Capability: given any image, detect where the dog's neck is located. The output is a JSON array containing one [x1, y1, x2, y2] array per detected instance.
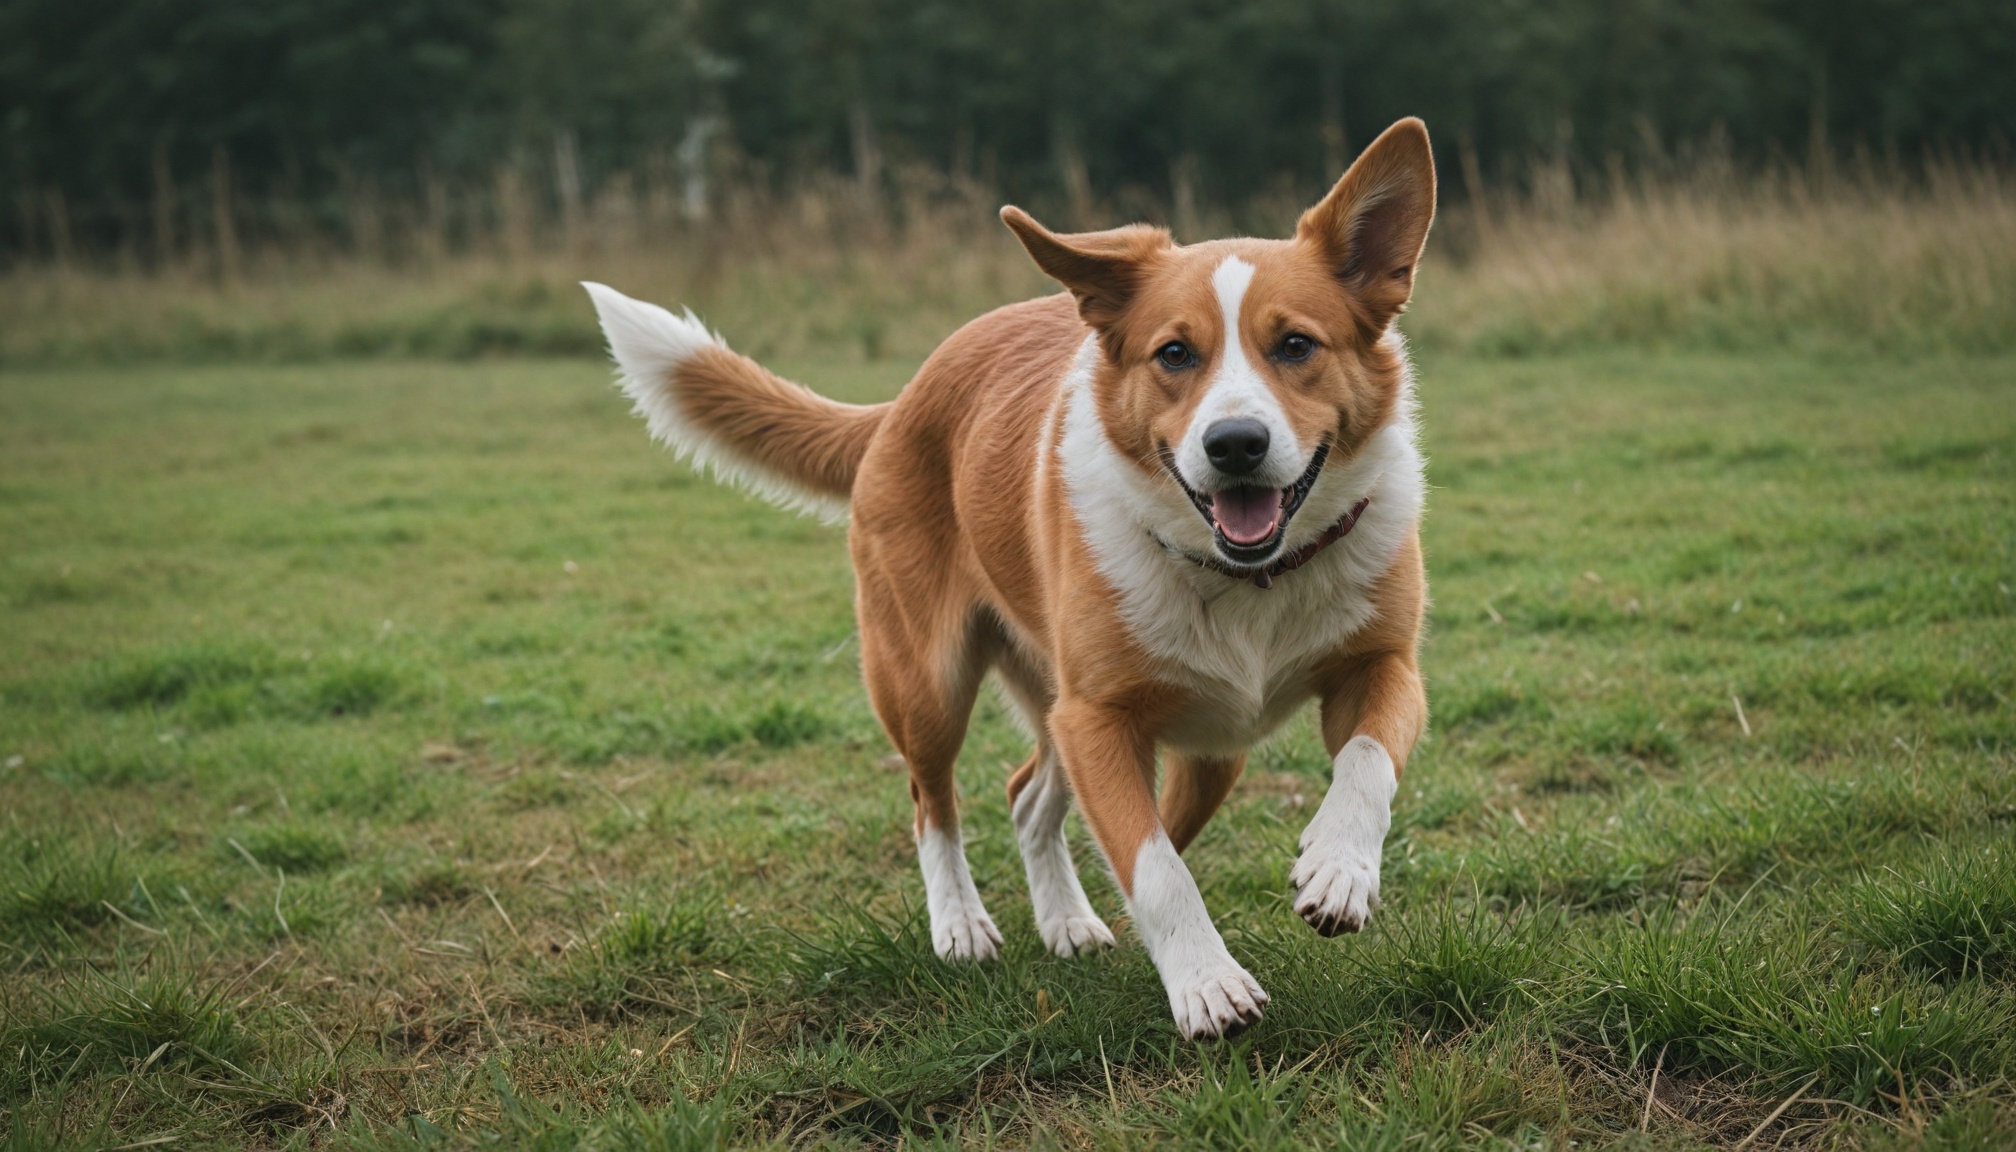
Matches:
[[1165, 496, 1372, 590]]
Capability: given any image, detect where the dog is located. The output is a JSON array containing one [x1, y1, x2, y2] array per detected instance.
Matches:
[[584, 118, 1435, 1040]]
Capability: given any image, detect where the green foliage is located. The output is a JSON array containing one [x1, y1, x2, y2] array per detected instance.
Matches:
[[1849, 846, 2016, 981], [224, 823, 349, 874], [1159, 1051, 1308, 1152], [498, 769, 581, 811], [1580, 907, 2010, 1104], [1862, 1097, 2016, 1152], [0, 351, 2010, 1146], [307, 661, 406, 717], [0, 968, 248, 1100], [1433, 679, 1550, 732], [7, 0, 2016, 260], [0, 838, 129, 942], [1337, 1042, 1559, 1149], [534, 700, 835, 764], [35, 739, 178, 787], [82, 643, 411, 725], [744, 701, 829, 750], [83, 643, 267, 710], [484, 1070, 732, 1152], [1345, 899, 1545, 1031], [541, 900, 731, 1017], [376, 856, 478, 907], [1571, 701, 1682, 766]]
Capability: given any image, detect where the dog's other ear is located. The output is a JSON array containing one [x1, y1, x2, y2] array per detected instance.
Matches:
[[1000, 206, 1171, 331], [1296, 117, 1437, 334]]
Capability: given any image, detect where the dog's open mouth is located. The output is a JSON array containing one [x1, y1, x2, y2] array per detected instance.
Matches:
[[1160, 442, 1331, 564]]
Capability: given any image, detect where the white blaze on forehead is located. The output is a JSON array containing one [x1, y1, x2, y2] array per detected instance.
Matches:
[[1213, 256, 1256, 329], [1175, 256, 1302, 488]]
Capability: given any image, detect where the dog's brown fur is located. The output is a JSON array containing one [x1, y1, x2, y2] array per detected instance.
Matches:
[[591, 118, 1438, 1037]]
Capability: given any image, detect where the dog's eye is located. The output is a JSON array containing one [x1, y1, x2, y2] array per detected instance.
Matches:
[[1279, 334, 1316, 362], [1156, 342, 1196, 370]]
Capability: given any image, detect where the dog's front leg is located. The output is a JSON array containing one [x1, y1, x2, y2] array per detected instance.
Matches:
[[1051, 697, 1267, 1039], [1291, 650, 1425, 936]]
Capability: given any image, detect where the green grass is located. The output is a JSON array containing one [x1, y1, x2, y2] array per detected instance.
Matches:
[[0, 347, 2011, 1148]]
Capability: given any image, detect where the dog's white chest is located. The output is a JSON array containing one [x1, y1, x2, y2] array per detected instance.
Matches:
[[1138, 558, 1380, 755]]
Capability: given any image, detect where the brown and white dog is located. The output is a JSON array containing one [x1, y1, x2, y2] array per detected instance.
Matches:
[[585, 118, 1435, 1040]]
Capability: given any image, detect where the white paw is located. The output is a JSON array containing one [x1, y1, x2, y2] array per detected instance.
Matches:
[[1037, 913, 1115, 958], [1289, 848, 1381, 936], [1292, 735, 1396, 937], [1167, 961, 1269, 1040], [918, 823, 1001, 962], [931, 906, 1003, 962]]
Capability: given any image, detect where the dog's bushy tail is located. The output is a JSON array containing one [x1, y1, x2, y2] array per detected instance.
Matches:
[[584, 282, 889, 522]]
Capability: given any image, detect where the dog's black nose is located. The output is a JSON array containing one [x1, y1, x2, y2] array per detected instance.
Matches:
[[1203, 418, 1270, 476]]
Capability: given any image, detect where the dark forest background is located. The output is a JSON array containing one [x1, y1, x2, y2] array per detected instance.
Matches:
[[4, 0, 2014, 264]]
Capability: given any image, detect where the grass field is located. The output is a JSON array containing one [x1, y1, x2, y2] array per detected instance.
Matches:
[[2, 342, 2013, 1149]]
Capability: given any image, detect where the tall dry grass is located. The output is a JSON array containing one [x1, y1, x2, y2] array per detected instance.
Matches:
[[2, 157, 2010, 367], [1419, 155, 2016, 356]]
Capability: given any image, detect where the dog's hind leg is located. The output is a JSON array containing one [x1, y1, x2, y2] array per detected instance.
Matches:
[[1160, 753, 1246, 854], [996, 640, 1113, 957], [861, 608, 1001, 962], [1007, 745, 1115, 956]]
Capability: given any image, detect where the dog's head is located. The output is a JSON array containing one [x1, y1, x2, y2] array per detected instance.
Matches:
[[1004, 118, 1435, 570]]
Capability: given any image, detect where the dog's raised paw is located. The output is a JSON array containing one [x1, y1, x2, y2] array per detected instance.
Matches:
[[1038, 914, 1115, 958], [1167, 964, 1269, 1040], [932, 909, 1004, 962], [1289, 850, 1380, 937]]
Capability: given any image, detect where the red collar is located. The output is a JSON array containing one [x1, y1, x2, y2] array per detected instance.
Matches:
[[1181, 497, 1371, 590]]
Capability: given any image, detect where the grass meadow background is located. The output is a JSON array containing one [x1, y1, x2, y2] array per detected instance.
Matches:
[[2, 175, 2015, 1150]]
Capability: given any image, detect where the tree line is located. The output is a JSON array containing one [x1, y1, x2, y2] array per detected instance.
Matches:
[[4, 0, 2012, 264]]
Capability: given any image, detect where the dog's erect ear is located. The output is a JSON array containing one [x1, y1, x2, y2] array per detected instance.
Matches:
[[1000, 206, 1171, 331], [1296, 117, 1437, 334]]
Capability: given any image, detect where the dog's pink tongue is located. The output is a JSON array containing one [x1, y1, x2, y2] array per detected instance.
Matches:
[[1210, 488, 1282, 546]]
